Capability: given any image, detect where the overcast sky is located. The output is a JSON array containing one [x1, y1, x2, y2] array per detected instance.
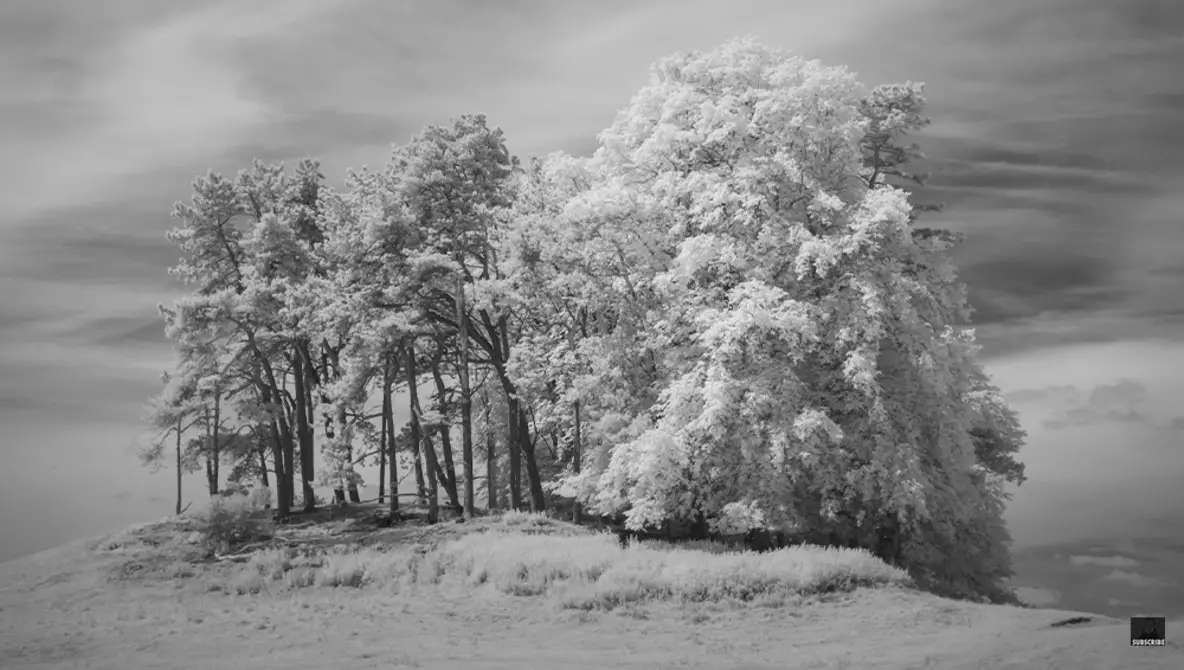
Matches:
[[2, 0, 1182, 563]]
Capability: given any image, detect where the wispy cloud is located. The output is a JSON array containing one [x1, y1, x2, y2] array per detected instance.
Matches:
[[1101, 570, 1177, 589], [1069, 555, 1140, 569]]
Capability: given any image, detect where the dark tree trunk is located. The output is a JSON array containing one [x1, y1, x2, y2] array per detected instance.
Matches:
[[433, 427, 461, 506], [204, 407, 218, 495], [175, 415, 183, 516], [424, 432, 459, 507], [482, 392, 496, 511], [506, 393, 522, 510], [212, 391, 221, 492], [341, 400, 361, 504], [498, 319, 523, 510], [429, 358, 460, 500], [267, 418, 290, 518], [293, 348, 316, 512], [412, 433, 427, 503], [258, 357, 295, 512], [572, 399, 582, 524], [515, 407, 546, 511], [383, 352, 399, 513], [256, 431, 270, 509], [456, 274, 475, 520], [407, 341, 438, 523], [378, 393, 387, 505]]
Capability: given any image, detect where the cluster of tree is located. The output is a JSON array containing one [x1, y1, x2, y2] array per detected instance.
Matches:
[[140, 37, 1027, 603]]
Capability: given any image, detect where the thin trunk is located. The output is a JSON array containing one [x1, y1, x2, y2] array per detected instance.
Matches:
[[429, 359, 460, 502], [293, 350, 316, 512], [257, 355, 295, 512], [175, 415, 183, 516], [516, 408, 546, 511], [433, 428, 461, 506], [499, 318, 522, 510], [407, 341, 438, 523], [572, 399, 582, 524], [412, 433, 427, 502], [339, 402, 361, 503], [424, 431, 456, 507], [211, 391, 221, 493], [330, 347, 361, 505], [507, 393, 522, 510], [205, 407, 217, 495], [256, 432, 271, 510], [302, 344, 318, 511], [482, 391, 496, 511], [383, 352, 399, 513], [267, 418, 290, 518], [457, 272, 475, 520], [378, 393, 387, 505]]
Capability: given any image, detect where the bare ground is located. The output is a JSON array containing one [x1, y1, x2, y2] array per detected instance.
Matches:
[[1, 507, 1180, 670]]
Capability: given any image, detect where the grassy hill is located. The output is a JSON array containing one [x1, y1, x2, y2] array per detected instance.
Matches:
[[1, 502, 1179, 669]]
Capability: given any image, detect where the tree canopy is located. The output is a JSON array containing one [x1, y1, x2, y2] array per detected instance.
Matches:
[[144, 36, 1026, 603]]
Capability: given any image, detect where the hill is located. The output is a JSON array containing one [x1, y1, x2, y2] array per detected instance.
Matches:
[[0, 505, 1179, 669]]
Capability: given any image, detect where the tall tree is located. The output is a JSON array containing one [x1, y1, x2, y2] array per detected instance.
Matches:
[[552, 37, 1026, 603]]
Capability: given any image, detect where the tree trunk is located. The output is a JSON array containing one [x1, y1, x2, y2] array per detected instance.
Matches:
[[293, 349, 316, 512], [204, 407, 217, 495], [378, 392, 387, 505], [329, 347, 362, 505], [211, 391, 221, 493], [499, 319, 523, 510], [258, 356, 295, 512], [507, 393, 522, 510], [424, 432, 458, 507], [175, 415, 183, 516], [383, 352, 399, 513], [572, 399, 582, 524], [429, 359, 460, 501], [457, 273, 475, 520], [412, 432, 427, 503], [482, 391, 496, 511], [342, 401, 361, 504], [407, 341, 438, 523], [267, 418, 290, 518], [515, 407, 546, 511], [256, 432, 271, 510], [431, 427, 461, 506]]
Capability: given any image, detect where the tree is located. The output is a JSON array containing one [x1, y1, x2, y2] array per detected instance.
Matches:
[[142, 370, 205, 515], [552, 36, 1026, 602]]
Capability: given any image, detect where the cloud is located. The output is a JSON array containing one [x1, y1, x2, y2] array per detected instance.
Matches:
[[1101, 570, 1175, 589], [111, 490, 133, 502], [1003, 386, 1078, 405], [0, 1, 334, 225], [1041, 380, 1151, 430], [1068, 554, 1140, 568]]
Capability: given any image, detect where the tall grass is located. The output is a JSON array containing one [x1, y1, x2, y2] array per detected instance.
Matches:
[[211, 514, 912, 609]]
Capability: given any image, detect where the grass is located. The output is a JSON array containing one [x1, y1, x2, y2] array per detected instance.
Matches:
[[188, 507, 910, 609], [1, 507, 1179, 669]]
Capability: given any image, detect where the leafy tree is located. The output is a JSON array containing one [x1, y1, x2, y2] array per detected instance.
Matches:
[[553, 36, 1026, 602]]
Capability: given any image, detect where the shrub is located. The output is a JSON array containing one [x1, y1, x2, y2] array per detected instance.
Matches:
[[201, 493, 273, 553]]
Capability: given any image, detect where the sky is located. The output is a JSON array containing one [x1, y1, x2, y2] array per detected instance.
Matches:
[[2, 0, 1182, 606]]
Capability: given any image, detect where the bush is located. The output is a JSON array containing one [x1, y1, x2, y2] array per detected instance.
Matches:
[[201, 492, 273, 553]]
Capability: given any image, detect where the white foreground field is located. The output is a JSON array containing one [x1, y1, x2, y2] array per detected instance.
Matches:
[[1, 509, 1179, 670]]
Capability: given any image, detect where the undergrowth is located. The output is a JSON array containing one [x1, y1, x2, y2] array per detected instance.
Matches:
[[197, 512, 911, 609]]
